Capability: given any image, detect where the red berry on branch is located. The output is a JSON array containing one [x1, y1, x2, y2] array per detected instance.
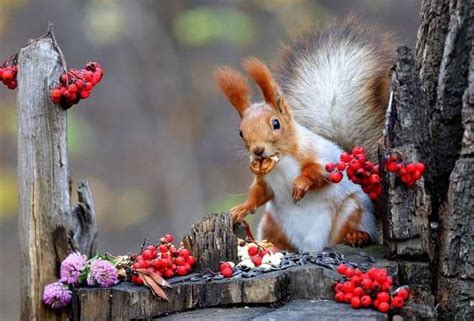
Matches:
[[336, 161, 346, 171], [396, 288, 410, 300], [329, 171, 343, 183], [377, 292, 390, 303], [251, 255, 262, 267], [353, 287, 364, 297], [176, 266, 188, 276], [351, 296, 361, 308], [221, 267, 233, 278], [7, 80, 17, 90], [335, 292, 345, 303], [186, 256, 196, 266], [2, 70, 13, 82], [248, 246, 259, 257], [325, 162, 335, 172], [337, 264, 348, 275], [174, 257, 185, 266], [163, 269, 174, 278], [179, 248, 191, 258], [131, 275, 144, 285], [220, 262, 231, 271], [378, 302, 390, 313], [340, 152, 351, 162], [415, 162, 425, 173], [164, 234, 174, 243], [391, 296, 404, 308], [343, 281, 355, 293], [361, 295, 372, 307]]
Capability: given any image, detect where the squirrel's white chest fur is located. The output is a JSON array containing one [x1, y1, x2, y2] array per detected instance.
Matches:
[[260, 125, 376, 252]]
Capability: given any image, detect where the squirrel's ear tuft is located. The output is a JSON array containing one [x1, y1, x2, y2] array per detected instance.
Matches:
[[243, 57, 288, 114], [215, 67, 251, 117]]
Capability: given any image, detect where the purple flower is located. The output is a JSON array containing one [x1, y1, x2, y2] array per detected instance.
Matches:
[[43, 281, 72, 309], [60, 252, 87, 284], [87, 259, 118, 288]]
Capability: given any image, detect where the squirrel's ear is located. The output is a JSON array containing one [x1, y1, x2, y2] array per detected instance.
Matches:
[[243, 57, 289, 114], [215, 67, 251, 117]]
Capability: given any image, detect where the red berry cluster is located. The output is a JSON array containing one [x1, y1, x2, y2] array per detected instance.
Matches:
[[219, 262, 235, 278], [385, 153, 425, 188], [50, 62, 103, 109], [130, 234, 197, 285], [334, 264, 409, 313], [247, 244, 270, 267], [0, 55, 18, 90], [326, 147, 382, 200], [219, 245, 271, 278]]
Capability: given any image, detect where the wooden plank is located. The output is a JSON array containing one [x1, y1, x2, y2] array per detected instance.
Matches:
[[75, 263, 341, 320], [17, 25, 73, 321]]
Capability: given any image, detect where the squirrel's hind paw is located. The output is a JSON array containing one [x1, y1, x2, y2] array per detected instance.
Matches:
[[342, 231, 371, 247]]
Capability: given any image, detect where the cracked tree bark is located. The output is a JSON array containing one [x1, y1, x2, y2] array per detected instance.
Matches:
[[17, 27, 72, 321], [17, 26, 98, 320], [382, 0, 473, 319]]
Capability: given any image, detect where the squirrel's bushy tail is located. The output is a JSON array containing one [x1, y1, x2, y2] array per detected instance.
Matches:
[[275, 17, 396, 161]]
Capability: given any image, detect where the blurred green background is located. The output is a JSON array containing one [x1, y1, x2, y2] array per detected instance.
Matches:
[[0, 0, 419, 319]]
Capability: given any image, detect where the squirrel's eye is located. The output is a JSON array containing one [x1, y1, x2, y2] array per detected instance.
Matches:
[[272, 119, 281, 130], [239, 130, 243, 138]]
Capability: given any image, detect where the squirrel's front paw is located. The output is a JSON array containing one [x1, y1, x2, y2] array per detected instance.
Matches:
[[230, 203, 254, 223], [292, 176, 312, 203]]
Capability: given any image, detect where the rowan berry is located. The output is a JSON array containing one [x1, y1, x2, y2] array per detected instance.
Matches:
[[361, 295, 372, 307], [221, 267, 233, 278], [378, 302, 390, 313], [351, 296, 361, 308]]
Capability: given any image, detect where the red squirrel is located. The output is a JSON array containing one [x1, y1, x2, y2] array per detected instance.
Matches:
[[215, 18, 395, 252]]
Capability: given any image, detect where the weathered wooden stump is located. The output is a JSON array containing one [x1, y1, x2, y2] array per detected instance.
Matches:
[[71, 244, 402, 320], [182, 213, 245, 272]]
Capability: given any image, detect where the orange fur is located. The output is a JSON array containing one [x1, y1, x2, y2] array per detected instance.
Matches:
[[292, 161, 329, 202], [230, 176, 272, 223], [215, 67, 251, 117], [243, 57, 277, 107], [329, 193, 371, 246], [259, 212, 296, 251]]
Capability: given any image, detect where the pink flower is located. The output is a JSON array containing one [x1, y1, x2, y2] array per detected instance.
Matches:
[[87, 259, 118, 288], [43, 281, 72, 309], [60, 252, 87, 284]]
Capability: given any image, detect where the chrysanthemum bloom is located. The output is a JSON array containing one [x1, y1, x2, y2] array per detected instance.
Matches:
[[43, 281, 72, 309], [60, 252, 87, 284], [87, 259, 118, 288]]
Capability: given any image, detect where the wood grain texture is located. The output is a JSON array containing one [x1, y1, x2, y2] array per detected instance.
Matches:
[[72, 180, 98, 258], [182, 213, 244, 272], [379, 46, 433, 261], [435, 8, 474, 318], [17, 27, 72, 321], [73, 264, 340, 320]]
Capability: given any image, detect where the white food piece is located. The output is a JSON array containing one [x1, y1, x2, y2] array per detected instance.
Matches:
[[260, 264, 272, 271], [262, 254, 272, 265], [270, 255, 282, 266], [227, 261, 235, 268], [274, 252, 284, 259], [270, 155, 280, 163], [237, 258, 255, 269]]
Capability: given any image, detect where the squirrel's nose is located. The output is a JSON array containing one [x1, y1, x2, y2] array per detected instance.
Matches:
[[253, 146, 265, 156]]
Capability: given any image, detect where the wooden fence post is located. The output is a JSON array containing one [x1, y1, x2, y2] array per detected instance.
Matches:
[[17, 26, 73, 321]]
